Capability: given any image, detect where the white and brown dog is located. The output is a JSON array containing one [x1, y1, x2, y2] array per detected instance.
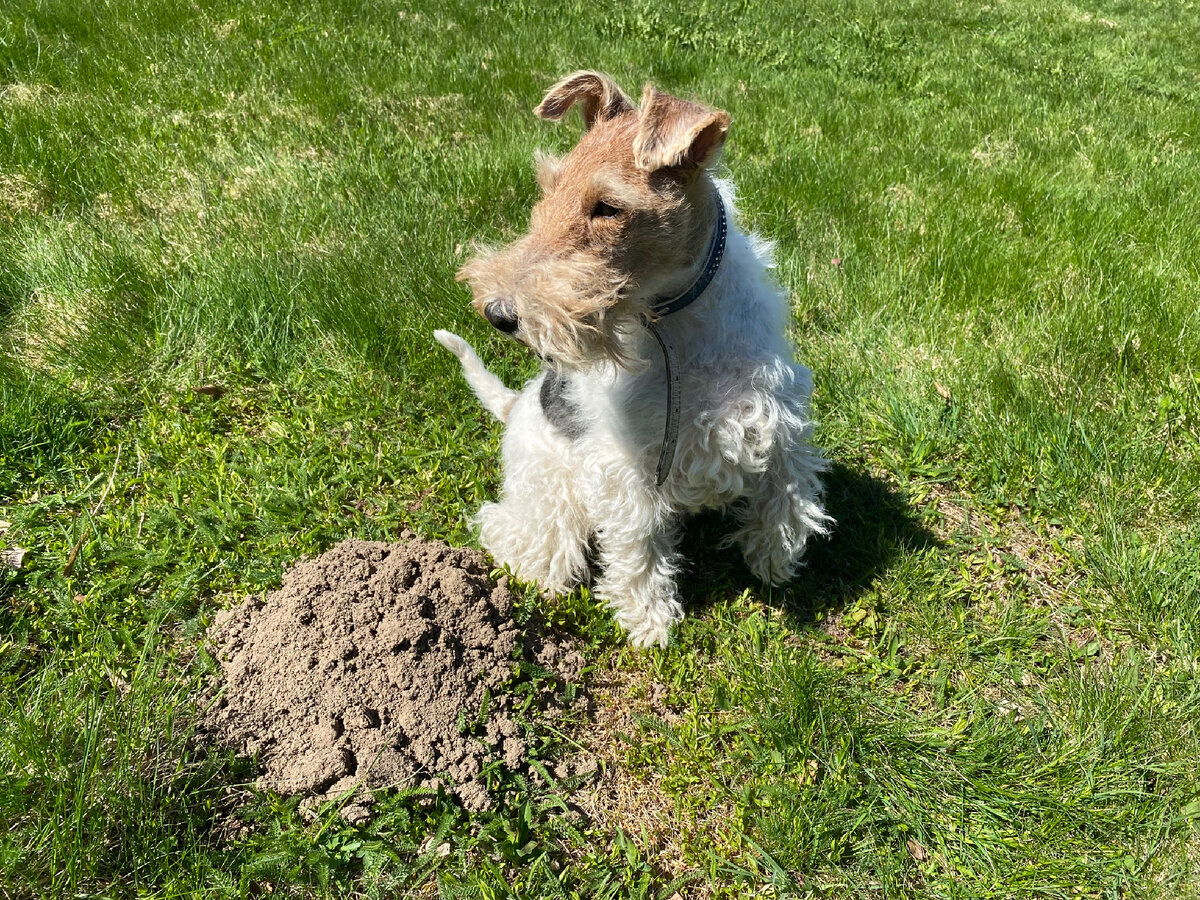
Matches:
[[435, 71, 831, 647]]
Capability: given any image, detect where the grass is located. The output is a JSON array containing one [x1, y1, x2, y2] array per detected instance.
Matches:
[[2, 0, 1199, 896]]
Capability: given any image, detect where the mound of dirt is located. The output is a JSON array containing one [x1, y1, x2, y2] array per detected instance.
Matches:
[[202, 534, 582, 817]]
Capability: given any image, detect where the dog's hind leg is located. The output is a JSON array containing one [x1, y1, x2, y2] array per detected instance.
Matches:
[[731, 443, 832, 585], [433, 330, 518, 422]]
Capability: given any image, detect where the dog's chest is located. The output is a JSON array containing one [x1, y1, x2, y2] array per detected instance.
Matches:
[[533, 359, 776, 508]]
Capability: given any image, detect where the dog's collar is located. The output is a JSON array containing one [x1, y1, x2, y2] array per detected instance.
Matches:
[[650, 197, 728, 319], [641, 193, 728, 486]]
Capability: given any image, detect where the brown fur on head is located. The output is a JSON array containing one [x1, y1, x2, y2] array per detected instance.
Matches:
[[455, 72, 730, 369]]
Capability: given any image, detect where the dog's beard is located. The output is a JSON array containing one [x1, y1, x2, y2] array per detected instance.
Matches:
[[519, 304, 649, 373], [462, 249, 650, 371]]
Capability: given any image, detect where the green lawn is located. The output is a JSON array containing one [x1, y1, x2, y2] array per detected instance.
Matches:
[[2, 0, 1199, 896]]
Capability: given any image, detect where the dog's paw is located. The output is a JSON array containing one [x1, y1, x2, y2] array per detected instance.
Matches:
[[625, 618, 671, 649], [433, 329, 468, 358], [616, 596, 683, 649]]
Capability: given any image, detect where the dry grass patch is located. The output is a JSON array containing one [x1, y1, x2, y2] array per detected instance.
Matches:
[[6, 285, 99, 366], [0, 173, 47, 220], [923, 482, 1082, 605], [568, 656, 722, 897], [355, 88, 470, 143], [211, 18, 239, 39], [0, 82, 60, 108], [969, 133, 1019, 168]]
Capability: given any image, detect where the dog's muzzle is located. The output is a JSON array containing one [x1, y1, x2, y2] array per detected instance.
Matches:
[[483, 300, 519, 335]]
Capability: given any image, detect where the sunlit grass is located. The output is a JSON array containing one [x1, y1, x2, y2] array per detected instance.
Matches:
[[2, 0, 1199, 896]]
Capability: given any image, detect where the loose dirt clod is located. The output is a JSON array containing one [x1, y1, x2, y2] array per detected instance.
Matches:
[[202, 534, 582, 815]]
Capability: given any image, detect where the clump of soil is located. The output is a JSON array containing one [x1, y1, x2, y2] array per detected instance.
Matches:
[[202, 534, 582, 817]]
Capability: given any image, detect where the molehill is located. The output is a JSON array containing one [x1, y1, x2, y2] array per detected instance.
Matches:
[[202, 534, 582, 818]]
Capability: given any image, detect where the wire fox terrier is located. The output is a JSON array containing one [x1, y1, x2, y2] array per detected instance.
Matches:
[[435, 71, 832, 647]]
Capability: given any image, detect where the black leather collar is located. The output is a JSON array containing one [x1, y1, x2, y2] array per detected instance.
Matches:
[[649, 197, 728, 319], [642, 192, 728, 486]]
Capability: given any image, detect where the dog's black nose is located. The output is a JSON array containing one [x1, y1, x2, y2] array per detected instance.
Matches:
[[484, 300, 519, 334]]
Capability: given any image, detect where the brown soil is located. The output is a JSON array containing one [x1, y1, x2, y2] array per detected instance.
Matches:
[[202, 534, 582, 817]]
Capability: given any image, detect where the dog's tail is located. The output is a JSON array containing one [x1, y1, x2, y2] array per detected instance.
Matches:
[[433, 330, 518, 423]]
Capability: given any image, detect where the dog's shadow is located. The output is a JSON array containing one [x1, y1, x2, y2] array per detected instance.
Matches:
[[678, 462, 936, 626]]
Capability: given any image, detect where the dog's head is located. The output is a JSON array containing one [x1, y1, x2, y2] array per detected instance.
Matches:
[[456, 71, 730, 369]]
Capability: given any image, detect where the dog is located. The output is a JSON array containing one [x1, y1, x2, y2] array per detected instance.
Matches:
[[435, 71, 832, 647]]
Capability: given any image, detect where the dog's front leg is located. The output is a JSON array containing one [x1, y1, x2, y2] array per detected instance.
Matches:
[[476, 386, 592, 593], [590, 487, 684, 648]]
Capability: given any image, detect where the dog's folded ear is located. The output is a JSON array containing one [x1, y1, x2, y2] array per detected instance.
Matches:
[[633, 85, 730, 171], [535, 71, 634, 129]]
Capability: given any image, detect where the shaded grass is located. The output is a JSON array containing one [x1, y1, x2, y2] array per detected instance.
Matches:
[[1, 0, 1199, 896]]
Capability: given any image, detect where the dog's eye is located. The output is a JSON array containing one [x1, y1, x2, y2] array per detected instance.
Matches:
[[590, 200, 621, 219]]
